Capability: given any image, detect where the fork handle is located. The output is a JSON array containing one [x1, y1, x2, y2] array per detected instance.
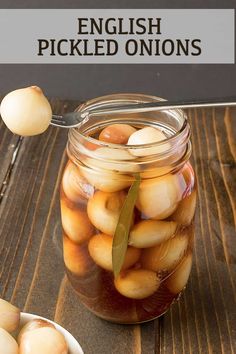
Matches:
[[81, 97, 236, 117]]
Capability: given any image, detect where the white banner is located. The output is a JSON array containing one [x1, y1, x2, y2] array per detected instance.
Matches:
[[0, 9, 234, 63]]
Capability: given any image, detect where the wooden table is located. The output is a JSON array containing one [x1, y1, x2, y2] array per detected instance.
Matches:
[[0, 99, 235, 354]]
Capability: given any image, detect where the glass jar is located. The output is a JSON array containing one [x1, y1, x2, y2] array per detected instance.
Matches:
[[60, 93, 196, 324]]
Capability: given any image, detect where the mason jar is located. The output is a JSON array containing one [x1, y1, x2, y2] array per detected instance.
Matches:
[[60, 93, 196, 324]]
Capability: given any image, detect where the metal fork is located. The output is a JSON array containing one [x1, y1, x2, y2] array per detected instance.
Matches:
[[51, 97, 236, 128]]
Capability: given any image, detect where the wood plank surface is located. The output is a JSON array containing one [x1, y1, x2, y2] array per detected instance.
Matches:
[[0, 118, 21, 198], [0, 100, 235, 354]]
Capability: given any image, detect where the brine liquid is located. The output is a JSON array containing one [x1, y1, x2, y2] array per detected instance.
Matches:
[[60, 156, 196, 323]]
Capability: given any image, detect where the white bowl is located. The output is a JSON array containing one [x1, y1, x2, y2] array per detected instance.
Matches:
[[19, 312, 84, 354]]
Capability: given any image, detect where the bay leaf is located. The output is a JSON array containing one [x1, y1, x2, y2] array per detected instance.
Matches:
[[112, 174, 141, 278]]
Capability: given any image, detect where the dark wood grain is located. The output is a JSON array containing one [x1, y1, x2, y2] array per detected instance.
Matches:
[[0, 118, 21, 197], [0, 101, 235, 354]]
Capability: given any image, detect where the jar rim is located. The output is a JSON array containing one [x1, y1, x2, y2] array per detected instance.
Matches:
[[69, 93, 189, 153]]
